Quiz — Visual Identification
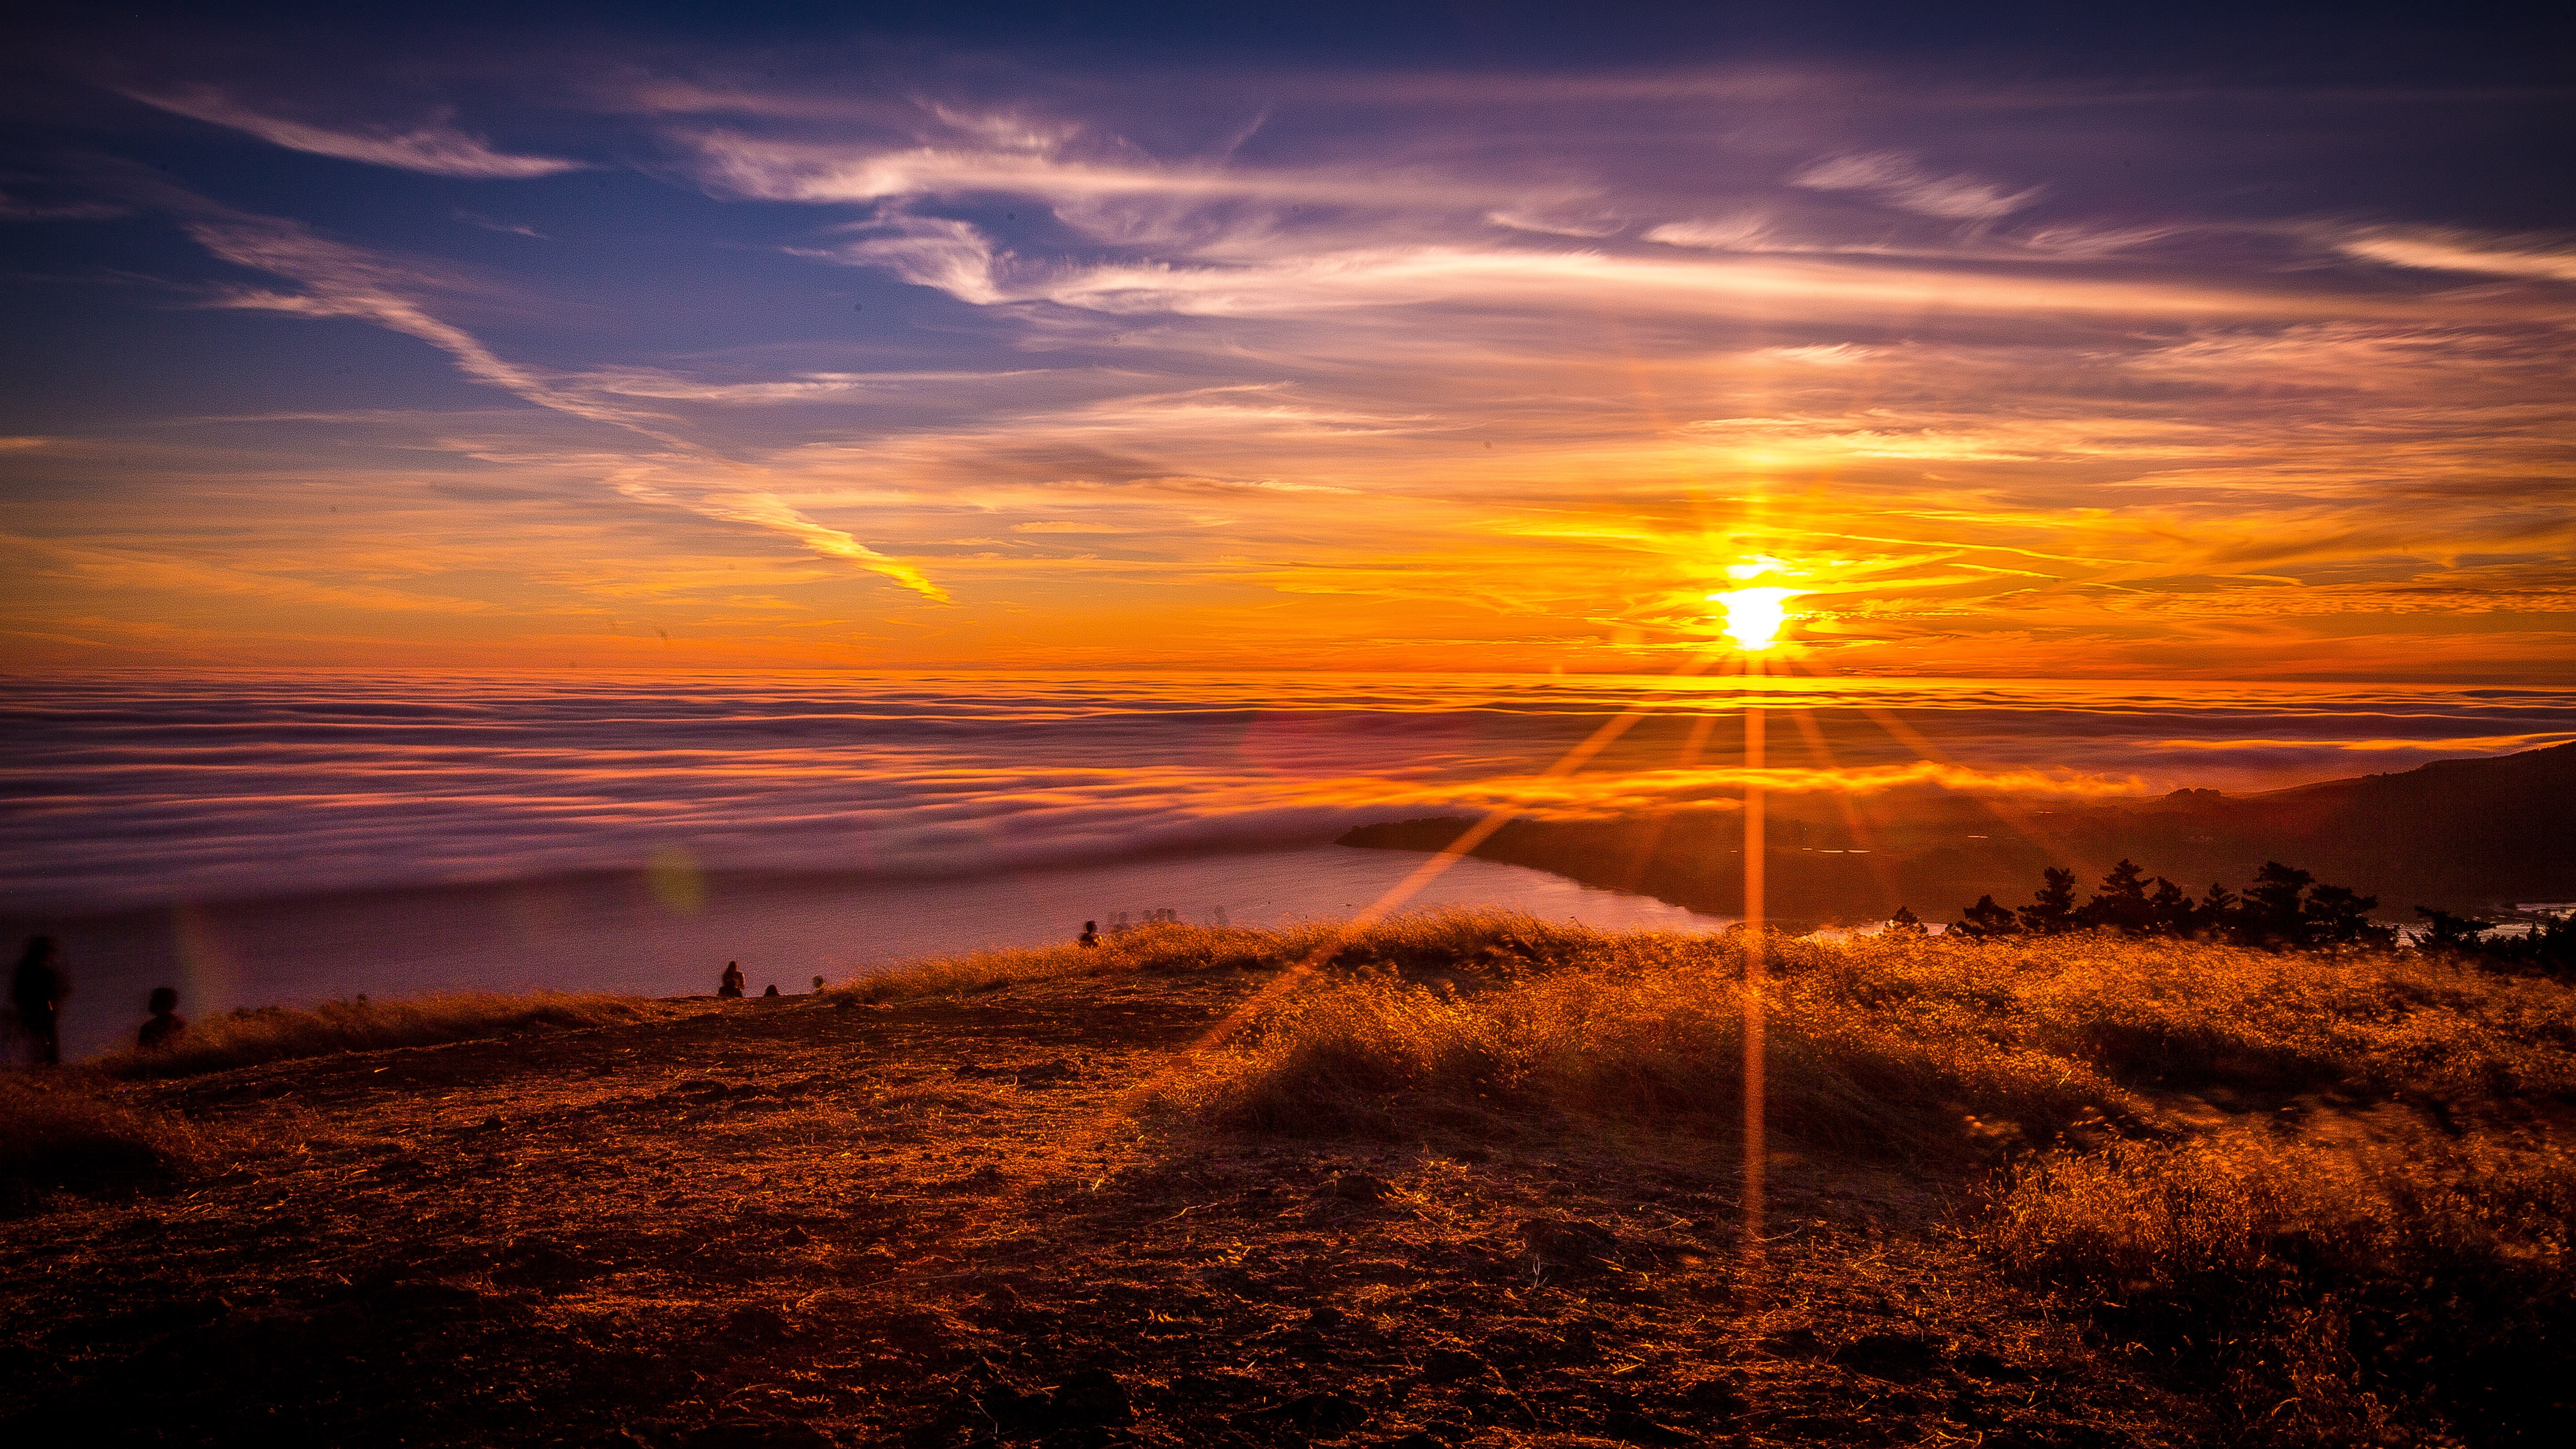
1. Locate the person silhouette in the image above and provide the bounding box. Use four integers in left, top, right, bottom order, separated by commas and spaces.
719, 961, 746, 998
761, 983, 780, 997
811, 975, 825, 993
139, 986, 187, 1050
1078, 920, 1100, 948
11, 936, 65, 1067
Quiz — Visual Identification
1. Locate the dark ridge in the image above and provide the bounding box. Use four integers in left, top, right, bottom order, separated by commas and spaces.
1340, 741, 2576, 922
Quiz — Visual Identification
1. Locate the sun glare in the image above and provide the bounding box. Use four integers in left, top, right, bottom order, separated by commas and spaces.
1712, 586, 1798, 651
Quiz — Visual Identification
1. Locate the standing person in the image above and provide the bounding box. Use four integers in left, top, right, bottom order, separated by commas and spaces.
719, 961, 746, 998
1078, 920, 1100, 948
139, 986, 188, 1050
10, 936, 65, 1066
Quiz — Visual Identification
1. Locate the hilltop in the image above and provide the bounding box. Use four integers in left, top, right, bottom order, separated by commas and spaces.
5, 914, 2571, 1447
1343, 741, 2576, 925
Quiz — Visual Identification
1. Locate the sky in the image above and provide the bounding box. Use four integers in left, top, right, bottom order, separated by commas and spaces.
4, 4, 2572, 680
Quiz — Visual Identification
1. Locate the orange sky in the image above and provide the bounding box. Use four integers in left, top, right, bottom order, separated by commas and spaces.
5, 43, 2572, 681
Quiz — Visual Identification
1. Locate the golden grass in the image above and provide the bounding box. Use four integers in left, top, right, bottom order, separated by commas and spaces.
1105, 911, 2576, 1441
92, 992, 658, 1080
0, 1073, 219, 1211
823, 911, 1601, 1004
1144, 918, 2574, 1152
818, 911, 2576, 1159
1989, 1127, 2575, 1443
26, 909, 2561, 1437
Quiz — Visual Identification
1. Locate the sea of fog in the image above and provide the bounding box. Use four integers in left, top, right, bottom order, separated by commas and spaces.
7, 671, 2571, 1059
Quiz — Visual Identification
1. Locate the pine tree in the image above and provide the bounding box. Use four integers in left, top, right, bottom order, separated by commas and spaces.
2017, 867, 2080, 935
1952, 894, 2018, 939
2242, 861, 2315, 945
2079, 859, 2153, 933
2146, 877, 2195, 935
2412, 906, 2493, 949
2200, 881, 2240, 936
1885, 905, 1928, 936
2302, 882, 2384, 946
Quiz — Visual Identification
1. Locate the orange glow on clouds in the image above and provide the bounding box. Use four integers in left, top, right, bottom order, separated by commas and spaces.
2, 53, 2571, 684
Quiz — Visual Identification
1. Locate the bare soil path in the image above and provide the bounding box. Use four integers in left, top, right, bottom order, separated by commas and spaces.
1, 971, 2197, 1448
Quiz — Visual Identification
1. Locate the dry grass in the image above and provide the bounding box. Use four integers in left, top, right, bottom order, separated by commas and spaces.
22, 911, 2567, 1442
823, 911, 1601, 1004
0, 1073, 219, 1212
828, 911, 2576, 1159
92, 992, 658, 1080
1107, 912, 2576, 1444
1989, 1128, 2576, 1444
1158, 918, 2575, 1151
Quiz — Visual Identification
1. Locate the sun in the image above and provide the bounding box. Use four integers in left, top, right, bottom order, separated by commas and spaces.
1710, 587, 1797, 650
1707, 555, 1811, 650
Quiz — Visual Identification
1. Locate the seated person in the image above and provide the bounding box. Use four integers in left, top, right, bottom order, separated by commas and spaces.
139, 985, 187, 1049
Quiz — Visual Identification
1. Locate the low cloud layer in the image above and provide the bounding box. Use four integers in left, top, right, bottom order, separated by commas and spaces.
4, 674, 2566, 914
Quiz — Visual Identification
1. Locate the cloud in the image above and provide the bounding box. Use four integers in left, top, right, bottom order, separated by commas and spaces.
1641, 212, 1782, 250
1788, 151, 2040, 220
804, 209, 1008, 304
678, 124, 1532, 213
453, 210, 547, 238
127, 85, 583, 178
2331, 226, 2576, 283
175, 206, 945, 601
837, 236, 2427, 323
1486, 207, 1625, 238
17, 52, 2576, 683
0, 191, 130, 220
16, 670, 2566, 914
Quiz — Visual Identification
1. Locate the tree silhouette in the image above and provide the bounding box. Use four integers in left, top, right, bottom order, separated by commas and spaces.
2412, 906, 2492, 949
2146, 876, 2197, 935
1951, 894, 2018, 939
2239, 861, 2314, 945
1952, 858, 2398, 953
2409, 907, 2575, 976
2078, 859, 2154, 933
1885, 905, 1928, 936
2017, 867, 2080, 935
2302, 881, 2387, 946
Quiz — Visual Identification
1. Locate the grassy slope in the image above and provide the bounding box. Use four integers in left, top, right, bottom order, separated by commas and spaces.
4, 912, 2570, 1447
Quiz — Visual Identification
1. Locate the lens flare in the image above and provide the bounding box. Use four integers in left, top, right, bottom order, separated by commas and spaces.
1711, 586, 1797, 650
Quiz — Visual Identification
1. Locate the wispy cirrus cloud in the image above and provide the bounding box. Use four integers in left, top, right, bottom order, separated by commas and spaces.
126, 85, 585, 178
1788, 150, 2041, 220
2330, 225, 2576, 283
174, 203, 947, 601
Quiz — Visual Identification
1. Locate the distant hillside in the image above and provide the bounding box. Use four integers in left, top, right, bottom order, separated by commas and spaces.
1340, 741, 2576, 925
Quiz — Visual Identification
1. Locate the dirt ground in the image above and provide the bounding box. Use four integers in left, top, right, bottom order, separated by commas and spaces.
0, 970, 2203, 1448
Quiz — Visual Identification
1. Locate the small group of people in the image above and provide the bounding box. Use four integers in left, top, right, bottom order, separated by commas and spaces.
714, 962, 830, 999
9, 935, 189, 1065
